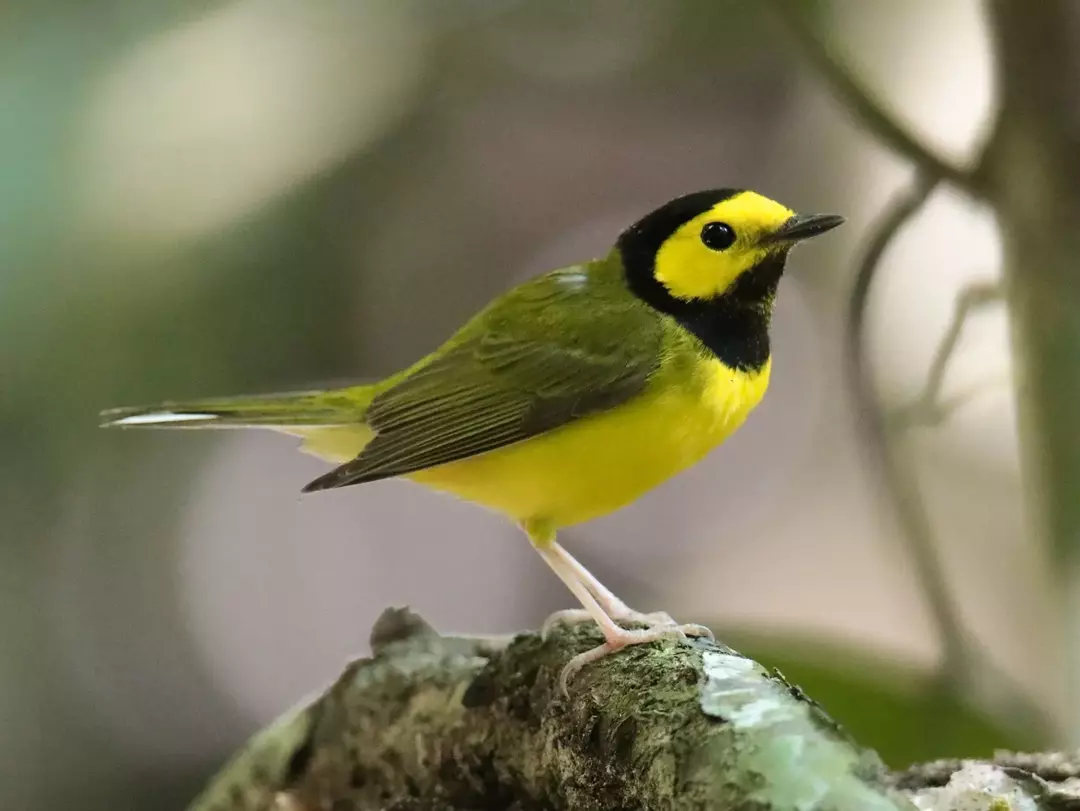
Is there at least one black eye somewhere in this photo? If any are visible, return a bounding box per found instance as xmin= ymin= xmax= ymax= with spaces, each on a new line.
xmin=700 ymin=222 xmax=736 ymax=251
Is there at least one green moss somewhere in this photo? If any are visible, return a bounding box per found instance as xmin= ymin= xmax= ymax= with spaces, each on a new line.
xmin=189 ymin=611 xmax=913 ymax=811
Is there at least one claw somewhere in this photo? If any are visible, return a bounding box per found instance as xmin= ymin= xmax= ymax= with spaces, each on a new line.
xmin=542 ymin=607 xmax=713 ymax=641
xmin=673 ymin=622 xmax=714 ymax=642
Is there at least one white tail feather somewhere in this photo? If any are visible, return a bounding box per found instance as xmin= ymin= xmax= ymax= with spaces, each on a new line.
xmin=109 ymin=411 xmax=218 ymax=426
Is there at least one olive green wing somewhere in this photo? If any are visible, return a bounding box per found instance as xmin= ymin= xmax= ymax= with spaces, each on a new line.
xmin=302 ymin=266 xmax=662 ymax=491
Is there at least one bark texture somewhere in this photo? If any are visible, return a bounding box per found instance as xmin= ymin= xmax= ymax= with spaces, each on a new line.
xmin=186 ymin=609 xmax=1080 ymax=811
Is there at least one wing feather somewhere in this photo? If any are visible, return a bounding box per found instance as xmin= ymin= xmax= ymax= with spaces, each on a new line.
xmin=302 ymin=264 xmax=662 ymax=491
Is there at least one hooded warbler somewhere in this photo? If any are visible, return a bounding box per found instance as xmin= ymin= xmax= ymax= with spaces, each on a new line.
xmin=102 ymin=189 xmax=843 ymax=689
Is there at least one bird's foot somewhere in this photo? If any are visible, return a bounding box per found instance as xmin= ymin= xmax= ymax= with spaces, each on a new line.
xmin=653 ymin=618 xmax=714 ymax=641
xmin=542 ymin=606 xmax=714 ymax=642
xmin=557 ymin=623 xmax=709 ymax=697
xmin=617 ymin=609 xmax=714 ymax=638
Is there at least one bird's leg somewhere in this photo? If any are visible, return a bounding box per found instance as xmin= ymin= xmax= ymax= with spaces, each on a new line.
xmin=524 ymin=523 xmax=711 ymax=695
xmin=541 ymin=541 xmax=713 ymax=641
xmin=551 ymin=541 xmax=674 ymax=624
xmin=533 ymin=542 xmax=687 ymax=694
xmin=538 ymin=547 xmax=658 ymax=635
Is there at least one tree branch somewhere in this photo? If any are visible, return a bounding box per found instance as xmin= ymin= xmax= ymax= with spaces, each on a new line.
xmin=190 ymin=608 xmax=905 ymax=811
xmin=188 ymin=608 xmax=1079 ymax=811
xmin=846 ymin=180 xmax=1051 ymax=739
xmin=981 ymin=0 xmax=1080 ymax=746
xmin=767 ymin=1 xmax=980 ymax=194
xmin=890 ymin=280 xmax=1004 ymax=431
xmin=771 ymin=0 xmax=1056 ymax=744
xmin=845 ymin=177 xmax=968 ymax=672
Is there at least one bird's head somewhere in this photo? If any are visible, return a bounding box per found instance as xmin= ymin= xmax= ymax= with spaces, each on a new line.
xmin=617 ymin=189 xmax=844 ymax=311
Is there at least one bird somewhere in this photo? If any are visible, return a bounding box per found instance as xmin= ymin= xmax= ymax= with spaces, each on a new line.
xmin=101 ymin=188 xmax=843 ymax=691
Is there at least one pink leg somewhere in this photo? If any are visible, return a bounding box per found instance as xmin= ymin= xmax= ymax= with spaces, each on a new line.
xmin=541 ymin=541 xmax=714 ymax=641
xmin=534 ymin=544 xmax=696 ymax=694
xmin=525 ymin=527 xmax=713 ymax=695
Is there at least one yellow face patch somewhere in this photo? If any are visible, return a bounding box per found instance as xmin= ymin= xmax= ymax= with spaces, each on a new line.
xmin=653 ymin=191 xmax=795 ymax=301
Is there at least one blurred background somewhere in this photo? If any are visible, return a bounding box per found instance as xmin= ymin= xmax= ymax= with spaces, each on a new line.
xmin=0 ymin=1 xmax=1059 ymax=808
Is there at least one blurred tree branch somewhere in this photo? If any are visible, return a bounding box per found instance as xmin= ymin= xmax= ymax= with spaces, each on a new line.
xmin=890 ymin=281 xmax=1003 ymax=431
xmin=771 ymin=0 xmax=1080 ymax=743
xmin=767 ymin=1 xmax=984 ymax=194
xmin=980 ymin=0 xmax=1080 ymax=742
xmin=844 ymin=178 xmax=970 ymax=683
xmin=188 ymin=608 xmax=1076 ymax=811
xmin=764 ymin=7 xmax=991 ymax=692
xmin=846 ymin=181 xmax=1047 ymax=740
xmin=767 ymin=8 xmax=989 ymax=698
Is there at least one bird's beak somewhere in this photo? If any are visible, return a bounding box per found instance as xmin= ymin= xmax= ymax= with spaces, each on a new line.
xmin=765 ymin=212 xmax=845 ymax=244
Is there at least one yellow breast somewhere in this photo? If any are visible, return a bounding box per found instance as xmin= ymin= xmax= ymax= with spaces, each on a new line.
xmin=408 ymin=355 xmax=771 ymax=528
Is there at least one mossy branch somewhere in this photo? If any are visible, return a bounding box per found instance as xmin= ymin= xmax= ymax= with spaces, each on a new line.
xmin=190 ymin=608 xmax=901 ymax=811
xmin=189 ymin=609 xmax=1078 ymax=811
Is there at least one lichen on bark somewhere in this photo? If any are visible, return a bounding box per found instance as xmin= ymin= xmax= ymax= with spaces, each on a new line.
xmin=188 ymin=607 xmax=912 ymax=811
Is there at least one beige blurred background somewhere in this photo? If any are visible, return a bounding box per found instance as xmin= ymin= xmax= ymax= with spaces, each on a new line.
xmin=0 ymin=1 xmax=1050 ymax=809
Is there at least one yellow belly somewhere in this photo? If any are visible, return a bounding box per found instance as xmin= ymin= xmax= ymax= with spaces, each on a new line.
xmin=407 ymin=356 xmax=771 ymax=528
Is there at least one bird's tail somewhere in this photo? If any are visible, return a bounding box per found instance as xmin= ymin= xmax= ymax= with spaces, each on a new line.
xmin=100 ymin=386 xmax=376 ymax=430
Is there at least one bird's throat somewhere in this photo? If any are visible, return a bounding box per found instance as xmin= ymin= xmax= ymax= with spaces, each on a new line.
xmin=623 ymin=252 xmax=783 ymax=373
xmin=674 ymin=297 xmax=773 ymax=372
